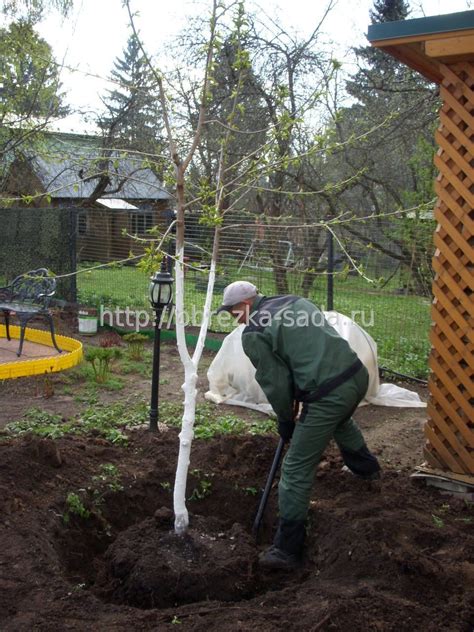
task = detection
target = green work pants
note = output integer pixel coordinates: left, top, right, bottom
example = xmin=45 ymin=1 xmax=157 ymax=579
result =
xmin=279 ymin=366 xmax=370 ymax=522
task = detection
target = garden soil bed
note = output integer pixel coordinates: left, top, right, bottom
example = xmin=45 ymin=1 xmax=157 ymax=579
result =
xmin=0 ymin=336 xmax=473 ymax=631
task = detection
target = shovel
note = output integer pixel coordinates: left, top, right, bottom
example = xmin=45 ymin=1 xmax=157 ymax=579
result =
xmin=252 ymin=402 xmax=300 ymax=541
xmin=252 ymin=436 xmax=285 ymax=541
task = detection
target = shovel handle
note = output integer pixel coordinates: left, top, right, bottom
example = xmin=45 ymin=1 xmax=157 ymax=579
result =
xmin=252 ymin=437 xmax=285 ymax=540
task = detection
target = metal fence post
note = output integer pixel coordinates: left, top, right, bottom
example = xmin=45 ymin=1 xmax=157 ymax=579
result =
xmin=327 ymin=231 xmax=334 ymax=311
xmin=69 ymin=208 xmax=78 ymax=303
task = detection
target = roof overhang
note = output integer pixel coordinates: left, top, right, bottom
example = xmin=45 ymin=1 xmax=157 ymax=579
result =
xmin=367 ymin=10 xmax=474 ymax=84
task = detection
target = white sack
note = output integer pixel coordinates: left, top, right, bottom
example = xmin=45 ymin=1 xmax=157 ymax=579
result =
xmin=205 ymin=324 xmax=274 ymax=415
xmin=323 ymin=311 xmax=379 ymax=399
xmin=205 ymin=312 xmax=426 ymax=413
xmin=365 ymin=383 xmax=426 ymax=408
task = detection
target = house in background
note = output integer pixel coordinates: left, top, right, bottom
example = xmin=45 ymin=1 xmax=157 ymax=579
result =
xmin=2 ymin=131 xmax=174 ymax=263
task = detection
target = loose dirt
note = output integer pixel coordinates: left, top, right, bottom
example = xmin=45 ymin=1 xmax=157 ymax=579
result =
xmin=0 ymin=335 xmax=473 ymax=631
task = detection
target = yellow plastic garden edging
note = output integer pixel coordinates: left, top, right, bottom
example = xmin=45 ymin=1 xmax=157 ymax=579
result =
xmin=0 ymin=325 xmax=83 ymax=380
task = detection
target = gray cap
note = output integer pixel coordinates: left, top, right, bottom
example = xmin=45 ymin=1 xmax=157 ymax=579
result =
xmin=216 ymin=281 xmax=258 ymax=313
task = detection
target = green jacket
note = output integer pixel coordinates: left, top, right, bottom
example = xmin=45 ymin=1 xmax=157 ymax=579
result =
xmin=241 ymin=295 xmax=361 ymax=423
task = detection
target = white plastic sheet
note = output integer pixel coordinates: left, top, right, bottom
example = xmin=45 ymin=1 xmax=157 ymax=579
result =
xmin=205 ymin=312 xmax=426 ymax=413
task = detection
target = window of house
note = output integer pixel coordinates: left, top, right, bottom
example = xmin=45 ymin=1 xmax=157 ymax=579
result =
xmin=130 ymin=212 xmax=154 ymax=235
xmin=77 ymin=212 xmax=88 ymax=235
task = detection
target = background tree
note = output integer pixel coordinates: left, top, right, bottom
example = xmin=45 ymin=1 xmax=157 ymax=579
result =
xmin=72 ymin=31 xmax=167 ymax=207
xmin=331 ymin=0 xmax=439 ymax=294
xmin=0 ymin=0 xmax=72 ymax=23
xmin=0 ymin=20 xmax=66 ymax=118
xmin=0 ymin=19 xmax=68 ymax=195
xmin=173 ymin=23 xmax=269 ymax=266
xmin=190 ymin=32 xmax=267 ymax=204
xmin=245 ymin=8 xmax=338 ymax=293
xmin=98 ymin=31 xmax=164 ymax=159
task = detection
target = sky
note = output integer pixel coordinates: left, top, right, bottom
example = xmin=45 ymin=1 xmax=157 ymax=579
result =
xmin=26 ymin=0 xmax=474 ymax=132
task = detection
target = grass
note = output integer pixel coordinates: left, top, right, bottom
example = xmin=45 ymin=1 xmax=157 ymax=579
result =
xmin=76 ymin=263 xmax=151 ymax=309
xmin=77 ymin=262 xmax=431 ymax=378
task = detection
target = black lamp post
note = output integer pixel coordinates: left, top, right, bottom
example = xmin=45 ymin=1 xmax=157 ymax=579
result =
xmin=148 ymin=259 xmax=174 ymax=432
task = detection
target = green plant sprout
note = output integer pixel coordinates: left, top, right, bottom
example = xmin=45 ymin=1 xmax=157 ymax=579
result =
xmin=243 ymin=486 xmax=258 ymax=496
xmin=91 ymin=463 xmax=124 ymax=493
xmin=63 ymin=492 xmax=90 ymax=523
xmin=189 ymin=469 xmax=213 ymax=501
xmin=432 ymin=514 xmax=444 ymax=529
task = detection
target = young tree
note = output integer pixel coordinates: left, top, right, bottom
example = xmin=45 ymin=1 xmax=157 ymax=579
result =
xmin=125 ymin=0 xmax=372 ymax=533
xmin=126 ymin=0 xmax=252 ymax=535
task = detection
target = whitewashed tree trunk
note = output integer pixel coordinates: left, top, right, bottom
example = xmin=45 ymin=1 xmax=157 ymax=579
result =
xmin=173 ymin=236 xmax=217 ymax=534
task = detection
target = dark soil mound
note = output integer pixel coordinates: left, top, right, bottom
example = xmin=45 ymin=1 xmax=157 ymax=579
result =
xmin=96 ymin=515 xmax=258 ymax=608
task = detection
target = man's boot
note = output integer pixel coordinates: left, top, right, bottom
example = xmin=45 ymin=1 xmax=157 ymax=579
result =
xmin=259 ymin=518 xmax=305 ymax=570
xmin=340 ymin=445 xmax=381 ymax=480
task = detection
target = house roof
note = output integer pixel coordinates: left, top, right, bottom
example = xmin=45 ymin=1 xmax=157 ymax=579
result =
xmin=26 ymin=132 xmax=172 ymax=201
xmin=368 ymin=10 xmax=474 ymax=42
xmin=367 ymin=10 xmax=474 ymax=83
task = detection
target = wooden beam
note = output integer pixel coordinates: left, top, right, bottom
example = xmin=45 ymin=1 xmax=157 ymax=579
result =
xmin=425 ymin=34 xmax=474 ymax=60
xmin=377 ymin=43 xmax=443 ymax=83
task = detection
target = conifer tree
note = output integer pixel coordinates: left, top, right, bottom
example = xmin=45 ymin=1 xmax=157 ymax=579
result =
xmin=99 ymin=32 xmax=163 ymax=157
xmin=346 ymin=0 xmax=412 ymax=102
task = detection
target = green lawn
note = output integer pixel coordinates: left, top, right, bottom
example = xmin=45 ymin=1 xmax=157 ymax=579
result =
xmin=76 ymin=262 xmax=431 ymax=379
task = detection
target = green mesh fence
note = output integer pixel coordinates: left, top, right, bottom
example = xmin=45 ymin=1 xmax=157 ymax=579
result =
xmin=0 ymin=207 xmax=432 ymax=379
xmin=71 ymin=209 xmax=433 ymax=379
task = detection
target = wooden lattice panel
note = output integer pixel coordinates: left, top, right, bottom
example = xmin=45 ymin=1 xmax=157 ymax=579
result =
xmin=426 ymin=61 xmax=474 ymax=475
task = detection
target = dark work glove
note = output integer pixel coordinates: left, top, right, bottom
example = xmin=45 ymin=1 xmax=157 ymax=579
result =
xmin=278 ymin=418 xmax=295 ymax=442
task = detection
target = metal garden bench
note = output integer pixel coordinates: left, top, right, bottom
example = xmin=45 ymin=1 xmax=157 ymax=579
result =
xmin=0 ymin=268 xmax=62 ymax=357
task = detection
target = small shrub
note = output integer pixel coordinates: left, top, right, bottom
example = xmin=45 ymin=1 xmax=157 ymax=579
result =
xmin=123 ymin=332 xmax=149 ymax=361
xmin=99 ymin=331 xmax=123 ymax=348
xmin=84 ymin=347 xmax=122 ymax=383
xmin=35 ymin=372 xmax=54 ymax=399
